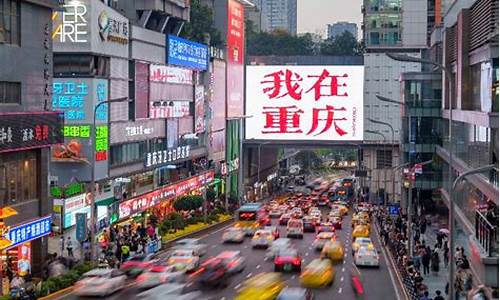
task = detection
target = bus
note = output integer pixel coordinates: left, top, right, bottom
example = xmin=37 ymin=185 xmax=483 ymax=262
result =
xmin=235 ymin=203 xmax=267 ymax=236
xmin=341 ymin=178 xmax=355 ymax=197
xmin=333 ymin=186 xmax=349 ymax=202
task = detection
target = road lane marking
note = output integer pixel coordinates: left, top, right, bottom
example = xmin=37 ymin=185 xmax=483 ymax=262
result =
xmin=256 ymin=264 xmax=261 ymax=269
xmin=340 ymin=276 xmax=344 ymax=282
xmin=211 ymin=244 xmax=217 ymax=248
xmin=291 ymin=275 xmax=296 ymax=280
xmin=341 ymin=267 xmax=345 ymax=272
xmin=246 ymin=272 xmax=253 ymax=278
xmin=234 ymin=283 xmax=241 ymax=290
xmin=338 ymin=287 xmax=343 ymax=293
xmin=244 ymin=245 xmax=248 ymax=249
xmin=220 ymin=297 xmax=226 ymax=300
xmin=305 ymin=252 xmax=309 ymax=256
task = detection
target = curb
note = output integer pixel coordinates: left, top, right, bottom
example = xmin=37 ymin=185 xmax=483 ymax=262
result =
xmin=38 ymin=286 xmax=74 ymax=300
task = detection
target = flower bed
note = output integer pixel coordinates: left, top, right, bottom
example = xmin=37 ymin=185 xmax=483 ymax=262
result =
xmin=36 ymin=262 xmax=94 ymax=298
xmin=161 ymin=214 xmax=232 ymax=243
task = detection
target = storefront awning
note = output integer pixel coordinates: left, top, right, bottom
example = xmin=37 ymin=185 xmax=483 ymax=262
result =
xmin=96 ymin=197 xmax=115 ymax=206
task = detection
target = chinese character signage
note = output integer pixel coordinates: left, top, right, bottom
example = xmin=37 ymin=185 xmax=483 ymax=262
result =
xmin=6 ymin=216 xmax=52 ymax=250
xmin=167 ymin=35 xmax=208 ymax=71
xmin=95 ymin=126 xmax=108 ymax=161
xmin=245 ymin=66 xmax=364 ymax=141
xmin=97 ymin=10 xmax=129 ymax=45
xmin=149 ymin=101 xmax=190 ymax=119
xmin=0 ymin=112 xmax=63 ymax=153
xmin=52 ymin=79 xmax=108 ymax=125
xmin=110 ymin=119 xmax=165 ymax=144
xmin=145 ymin=145 xmax=190 ymax=168
xmin=63 ymin=125 xmax=91 ymax=138
xmin=149 ymin=65 xmax=193 ymax=84
xmin=226 ymin=0 xmax=245 ymax=117
xmin=194 ymin=85 xmax=205 ymax=133
xmin=118 ymin=171 xmax=214 ymax=219
xmin=221 ymin=158 xmax=240 ymax=175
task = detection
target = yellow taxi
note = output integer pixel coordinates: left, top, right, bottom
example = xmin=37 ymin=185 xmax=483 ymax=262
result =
xmin=331 ymin=204 xmax=348 ymax=216
xmin=358 ymin=212 xmax=370 ymax=222
xmin=351 ymin=215 xmax=362 ymax=228
xmin=299 ymin=258 xmax=334 ymax=288
xmin=351 ymin=237 xmax=374 ymax=254
xmin=320 ymin=240 xmax=344 ymax=262
xmin=352 ymin=224 xmax=370 ymax=239
xmin=235 ymin=272 xmax=285 ymax=300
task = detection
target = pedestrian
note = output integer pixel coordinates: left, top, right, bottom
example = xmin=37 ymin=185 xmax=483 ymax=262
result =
xmin=431 ymin=249 xmax=440 ymax=273
xmin=59 ymin=236 xmax=65 ymax=254
xmin=420 ymin=219 xmax=427 ymax=235
xmin=66 ymin=237 xmax=74 ymax=257
xmin=434 ymin=290 xmax=445 ymax=300
xmin=443 ymin=243 xmax=449 ymax=267
xmin=422 ymin=246 xmax=431 ymax=275
xmin=419 ymin=291 xmax=432 ymax=300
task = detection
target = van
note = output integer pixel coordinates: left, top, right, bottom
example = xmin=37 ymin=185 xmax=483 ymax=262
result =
xmin=286 ymin=219 xmax=304 ymax=239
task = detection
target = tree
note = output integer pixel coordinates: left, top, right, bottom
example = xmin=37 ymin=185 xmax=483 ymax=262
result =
xmin=319 ymin=31 xmax=363 ymax=56
xmin=246 ymin=29 xmax=315 ymax=56
xmin=173 ymin=195 xmax=204 ymax=211
xmin=181 ymin=0 xmax=223 ymax=47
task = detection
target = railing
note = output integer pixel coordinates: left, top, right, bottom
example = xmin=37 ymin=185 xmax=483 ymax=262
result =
xmin=475 ymin=210 xmax=498 ymax=257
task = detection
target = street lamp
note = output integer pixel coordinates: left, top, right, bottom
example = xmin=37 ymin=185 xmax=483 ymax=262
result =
xmin=368 ymin=119 xmax=395 ymax=205
xmin=226 ymin=115 xmax=253 ymax=208
xmin=386 ymin=52 xmax=456 ymax=299
xmin=365 ymin=130 xmax=386 ymax=207
xmin=89 ymin=97 xmax=129 ymax=261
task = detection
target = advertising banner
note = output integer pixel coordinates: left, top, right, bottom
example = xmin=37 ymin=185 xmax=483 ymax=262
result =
xmin=210 ymin=60 xmax=227 ymax=160
xmin=135 ymin=62 xmax=149 ymax=119
xmin=150 ymin=101 xmax=190 ymax=119
xmin=167 ymin=35 xmax=208 ymax=71
xmin=145 ymin=145 xmax=190 ymax=168
xmin=52 ymin=0 xmax=129 ymax=58
xmin=194 ymin=85 xmax=205 ymax=133
xmin=0 ymin=112 xmax=63 ymax=153
xmin=63 ymin=193 xmax=91 ymax=228
xmin=118 ymin=171 xmax=215 ymax=219
xmin=149 ymin=65 xmax=193 ymax=85
xmin=110 ymin=119 xmax=165 ymax=144
xmin=245 ymin=65 xmax=364 ymax=141
xmin=5 ymin=216 xmax=52 ymax=250
xmin=226 ymin=0 xmax=245 ymax=117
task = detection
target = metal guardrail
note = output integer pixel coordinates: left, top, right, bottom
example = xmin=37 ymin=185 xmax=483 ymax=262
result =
xmin=475 ymin=210 xmax=497 ymax=257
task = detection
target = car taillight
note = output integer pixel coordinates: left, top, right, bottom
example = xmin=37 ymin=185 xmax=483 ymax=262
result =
xmin=293 ymin=258 xmax=301 ymax=265
xmin=274 ymin=258 xmax=283 ymax=265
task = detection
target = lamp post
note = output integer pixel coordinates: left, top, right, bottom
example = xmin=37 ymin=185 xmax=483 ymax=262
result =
xmin=386 ymin=52 xmax=456 ymax=298
xmin=365 ymin=130 xmax=386 ymax=207
xmin=367 ymin=119 xmax=395 ymax=205
xmin=89 ymin=97 xmax=129 ymax=261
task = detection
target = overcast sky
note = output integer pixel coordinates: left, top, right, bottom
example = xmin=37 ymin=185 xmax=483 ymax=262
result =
xmin=297 ymin=0 xmax=363 ymax=39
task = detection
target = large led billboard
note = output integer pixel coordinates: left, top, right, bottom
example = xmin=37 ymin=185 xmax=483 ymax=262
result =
xmin=245 ymin=65 xmax=364 ymax=141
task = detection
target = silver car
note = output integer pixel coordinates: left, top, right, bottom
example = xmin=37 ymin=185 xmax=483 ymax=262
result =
xmin=74 ymin=269 xmax=127 ymax=297
xmin=173 ymin=238 xmax=207 ymax=256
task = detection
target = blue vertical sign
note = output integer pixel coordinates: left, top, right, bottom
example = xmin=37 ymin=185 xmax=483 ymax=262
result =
xmin=75 ymin=213 xmax=87 ymax=242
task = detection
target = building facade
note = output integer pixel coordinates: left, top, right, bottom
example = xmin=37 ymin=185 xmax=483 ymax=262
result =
xmin=250 ymin=0 xmax=297 ymax=34
xmin=327 ymin=22 xmax=358 ymax=40
xmin=0 ymin=0 xmax=63 ymax=282
xmin=435 ymin=0 xmax=498 ymax=291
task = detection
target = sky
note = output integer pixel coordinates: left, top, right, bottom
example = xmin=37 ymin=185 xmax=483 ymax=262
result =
xmin=297 ymin=0 xmax=363 ymax=39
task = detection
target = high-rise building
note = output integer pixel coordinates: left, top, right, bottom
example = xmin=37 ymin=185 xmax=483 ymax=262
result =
xmin=253 ymin=0 xmax=297 ymax=34
xmin=327 ymin=22 xmax=358 ymax=40
xmin=362 ymin=0 xmax=428 ymax=204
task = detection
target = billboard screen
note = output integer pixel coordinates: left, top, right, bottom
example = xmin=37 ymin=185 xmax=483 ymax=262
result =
xmin=226 ymin=0 xmax=245 ymax=117
xmin=245 ymin=65 xmax=364 ymax=141
xmin=167 ymin=35 xmax=208 ymax=71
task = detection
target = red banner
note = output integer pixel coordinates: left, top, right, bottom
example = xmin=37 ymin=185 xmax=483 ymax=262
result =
xmin=226 ymin=0 xmax=245 ymax=117
xmin=118 ymin=171 xmax=215 ymax=219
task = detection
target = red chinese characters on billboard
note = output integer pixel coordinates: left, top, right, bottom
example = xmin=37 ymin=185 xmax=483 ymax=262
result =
xmin=245 ymin=66 xmax=364 ymax=141
xmin=118 ymin=171 xmax=215 ymax=219
xmin=226 ymin=0 xmax=244 ymax=117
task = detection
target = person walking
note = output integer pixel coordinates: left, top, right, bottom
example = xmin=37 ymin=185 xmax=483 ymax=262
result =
xmin=443 ymin=243 xmax=449 ymax=267
xmin=419 ymin=291 xmax=432 ymax=300
xmin=66 ymin=237 xmax=74 ymax=257
xmin=420 ymin=218 xmax=427 ymax=235
xmin=422 ymin=246 xmax=431 ymax=275
xmin=434 ymin=290 xmax=445 ymax=300
xmin=431 ymin=249 xmax=440 ymax=274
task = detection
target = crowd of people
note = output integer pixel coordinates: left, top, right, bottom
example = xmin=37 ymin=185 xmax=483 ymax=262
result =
xmin=374 ymin=207 xmax=485 ymax=300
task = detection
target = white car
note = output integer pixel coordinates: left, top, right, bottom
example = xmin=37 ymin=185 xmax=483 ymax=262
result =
xmin=251 ymin=229 xmax=274 ymax=248
xmin=74 ymin=269 xmax=127 ymax=297
xmin=222 ymin=227 xmax=245 ymax=243
xmin=136 ymin=264 xmax=185 ymax=289
xmin=167 ymin=249 xmax=200 ymax=272
xmin=173 ymin=238 xmax=207 ymax=256
xmin=354 ymin=247 xmax=380 ymax=267
xmin=266 ymin=238 xmax=293 ymax=259
xmin=286 ymin=219 xmax=304 ymax=239
xmin=352 ymin=237 xmax=374 ymax=254
xmin=312 ymin=232 xmax=336 ymax=251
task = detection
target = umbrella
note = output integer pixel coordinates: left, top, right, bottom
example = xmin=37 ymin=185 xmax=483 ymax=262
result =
xmin=439 ymin=228 xmax=450 ymax=235
xmin=0 ymin=206 xmax=18 ymax=219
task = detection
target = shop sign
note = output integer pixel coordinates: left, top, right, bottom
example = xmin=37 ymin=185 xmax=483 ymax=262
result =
xmin=0 ymin=112 xmax=64 ymax=153
xmin=414 ymin=163 xmax=423 ymax=174
xmin=118 ymin=171 xmax=215 ymax=219
xmin=209 ymin=46 xmax=225 ymax=60
xmin=52 ymin=2 xmax=89 ymax=43
xmin=110 ymin=119 xmax=165 ymax=144
xmin=95 ymin=125 xmax=108 ymax=161
xmin=5 ymin=216 xmax=52 ymax=249
xmin=50 ymin=182 xmax=86 ymax=198
xmin=125 ymin=125 xmax=154 ymax=137
xmin=150 ymin=101 xmax=190 ymax=119
xmin=145 ymin=145 xmax=190 ymax=168
xmin=75 ymin=213 xmax=87 ymax=242
xmin=226 ymin=0 xmax=245 ymax=117
xmin=63 ymin=125 xmax=91 ymax=138
xmin=149 ymin=65 xmax=193 ymax=85
xmin=167 ymin=35 xmax=208 ymax=71
xmin=221 ymin=158 xmax=240 ymax=175
xmin=97 ymin=10 xmax=129 ymax=45
xmin=194 ymin=85 xmax=205 ymax=133
xmin=64 ymin=193 xmax=90 ymax=214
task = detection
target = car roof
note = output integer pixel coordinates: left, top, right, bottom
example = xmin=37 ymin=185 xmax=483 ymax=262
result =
xmin=217 ymin=251 xmax=240 ymax=258
xmin=318 ymin=232 xmax=335 ymax=238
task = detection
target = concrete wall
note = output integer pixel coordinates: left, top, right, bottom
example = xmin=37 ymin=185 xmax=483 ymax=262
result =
xmin=402 ymin=0 xmax=428 ymax=47
xmin=363 ymin=146 xmax=402 ymax=203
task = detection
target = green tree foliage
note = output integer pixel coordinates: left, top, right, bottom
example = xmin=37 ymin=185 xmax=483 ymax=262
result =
xmin=247 ymin=26 xmax=315 ymax=56
xmin=173 ymin=195 xmax=204 ymax=211
xmin=181 ymin=0 xmax=223 ymax=47
xmin=320 ymin=31 xmax=363 ymax=56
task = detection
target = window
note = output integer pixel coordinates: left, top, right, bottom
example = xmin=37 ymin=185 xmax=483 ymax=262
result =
xmin=376 ymin=150 xmax=392 ymax=168
xmin=0 ymin=152 xmax=37 ymax=206
xmin=53 ymin=54 xmax=110 ymax=77
xmin=0 ymin=81 xmax=21 ymax=104
xmin=110 ymin=141 xmax=146 ymax=166
xmin=0 ymin=0 xmax=20 ymax=45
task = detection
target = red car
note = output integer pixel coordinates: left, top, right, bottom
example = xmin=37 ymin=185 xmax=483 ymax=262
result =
xmin=316 ymin=222 xmax=336 ymax=234
xmin=120 ymin=254 xmax=157 ymax=277
xmin=274 ymin=248 xmax=302 ymax=272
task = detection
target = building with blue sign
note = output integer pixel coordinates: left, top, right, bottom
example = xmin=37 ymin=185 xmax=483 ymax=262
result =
xmin=167 ymin=35 xmax=209 ymax=71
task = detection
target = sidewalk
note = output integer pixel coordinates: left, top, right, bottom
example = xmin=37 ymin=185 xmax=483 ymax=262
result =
xmin=48 ymin=226 xmax=84 ymax=260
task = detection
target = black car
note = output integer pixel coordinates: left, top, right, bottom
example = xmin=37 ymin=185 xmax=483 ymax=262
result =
xmin=302 ymin=218 xmax=316 ymax=233
xmin=193 ymin=258 xmax=231 ymax=288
